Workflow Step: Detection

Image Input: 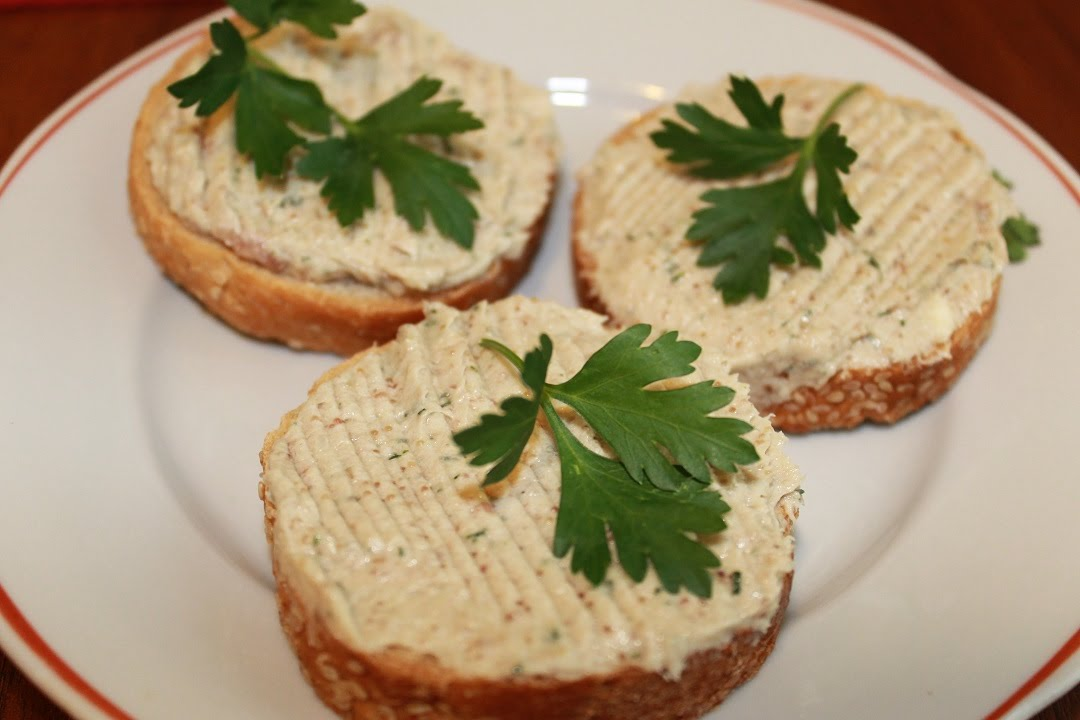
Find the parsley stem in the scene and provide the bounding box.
[812,83,865,137]
[479,339,525,372]
[332,109,361,135]
[246,44,286,75]
[796,83,864,177]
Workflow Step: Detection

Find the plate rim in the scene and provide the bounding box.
[0,1,1076,719]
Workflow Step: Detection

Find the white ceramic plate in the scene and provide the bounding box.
[1,1,1077,718]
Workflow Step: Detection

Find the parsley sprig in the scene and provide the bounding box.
[651,76,864,303]
[1001,215,1041,263]
[992,170,1042,263]
[453,325,759,598]
[167,0,484,248]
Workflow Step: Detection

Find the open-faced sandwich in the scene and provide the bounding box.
[259,297,802,719]
[130,5,557,355]
[574,75,1024,432]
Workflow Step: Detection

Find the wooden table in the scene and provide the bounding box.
[0,1,1076,718]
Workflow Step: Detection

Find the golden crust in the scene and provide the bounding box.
[129,38,550,357]
[571,102,1002,434]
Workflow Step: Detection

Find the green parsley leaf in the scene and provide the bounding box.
[452,337,551,486]
[453,325,756,597]
[545,403,730,598]
[228,0,366,38]
[651,77,801,179]
[294,137,373,223]
[728,75,785,131]
[547,324,758,490]
[226,0,273,31]
[379,138,481,248]
[652,76,863,303]
[298,76,483,247]
[690,179,807,303]
[236,67,331,177]
[167,18,331,177]
[167,19,248,117]
[812,123,860,233]
[1001,214,1041,262]
[361,75,485,136]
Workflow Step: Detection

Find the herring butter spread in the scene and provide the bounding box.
[260,297,801,680]
[575,77,1013,408]
[147,8,557,296]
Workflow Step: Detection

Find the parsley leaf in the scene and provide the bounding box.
[651,76,863,303]
[293,136,373,224]
[360,75,485,136]
[378,139,481,248]
[452,337,550,486]
[651,77,801,179]
[297,76,483,248]
[1001,214,1041,262]
[453,325,756,597]
[228,0,366,38]
[235,67,331,177]
[167,18,331,177]
[812,123,860,233]
[690,179,811,303]
[545,404,730,598]
[167,19,248,117]
[547,324,758,490]
[167,2,484,244]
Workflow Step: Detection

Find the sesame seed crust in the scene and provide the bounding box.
[762,282,997,432]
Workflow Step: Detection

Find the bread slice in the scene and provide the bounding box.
[129,8,557,355]
[573,76,1013,432]
[259,297,802,719]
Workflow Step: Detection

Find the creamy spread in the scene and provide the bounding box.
[261,297,802,680]
[575,77,1013,407]
[147,8,557,295]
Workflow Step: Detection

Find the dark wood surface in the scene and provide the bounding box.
[0,1,1076,719]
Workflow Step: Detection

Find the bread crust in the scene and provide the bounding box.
[571,98,1003,434]
[760,285,997,432]
[129,38,550,357]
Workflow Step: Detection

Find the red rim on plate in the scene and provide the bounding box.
[0,2,1076,718]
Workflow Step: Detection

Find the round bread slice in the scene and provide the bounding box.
[259,296,802,719]
[130,8,557,356]
[573,76,1013,432]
